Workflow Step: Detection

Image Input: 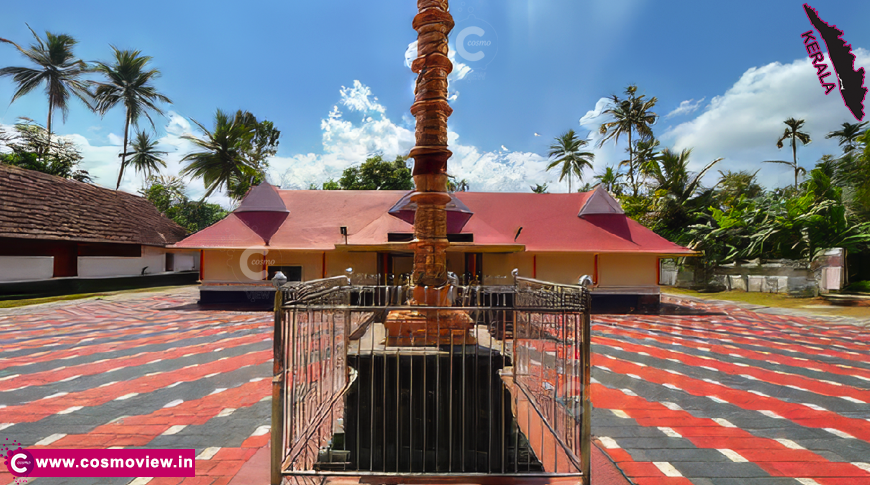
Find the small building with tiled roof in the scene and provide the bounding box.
[173,183,695,311]
[0,164,200,297]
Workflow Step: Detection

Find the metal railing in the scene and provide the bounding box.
[271,272,591,484]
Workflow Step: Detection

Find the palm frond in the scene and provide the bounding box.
[0,25,91,133]
[91,46,171,188]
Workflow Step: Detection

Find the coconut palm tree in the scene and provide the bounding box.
[448,176,470,192]
[647,147,723,234]
[826,121,868,154]
[647,148,723,205]
[547,129,595,193]
[530,183,549,193]
[764,117,811,190]
[180,109,259,199]
[598,85,658,197]
[715,170,763,208]
[122,131,167,179]
[91,47,171,189]
[593,166,623,195]
[632,138,661,185]
[0,25,91,158]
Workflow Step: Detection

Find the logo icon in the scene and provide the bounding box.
[3,439,33,483]
[452,15,499,70]
[803,3,866,120]
[235,247,273,281]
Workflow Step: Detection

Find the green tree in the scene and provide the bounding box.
[0,25,92,157]
[92,47,172,189]
[180,110,280,200]
[826,121,868,154]
[593,166,623,195]
[844,130,870,219]
[632,138,661,191]
[448,176,470,192]
[645,147,722,236]
[765,117,811,190]
[139,175,228,233]
[646,148,721,202]
[598,85,658,196]
[229,118,280,197]
[688,171,870,265]
[0,118,91,182]
[122,131,167,179]
[546,129,594,193]
[326,155,413,190]
[139,175,187,213]
[715,170,763,208]
[530,183,549,193]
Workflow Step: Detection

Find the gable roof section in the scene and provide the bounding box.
[0,164,188,245]
[174,188,694,255]
[578,185,624,215]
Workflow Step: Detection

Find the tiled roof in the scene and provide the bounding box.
[174,187,694,255]
[0,164,188,246]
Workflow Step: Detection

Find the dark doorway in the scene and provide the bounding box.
[464,253,483,285]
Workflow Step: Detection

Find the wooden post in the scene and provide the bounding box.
[271,287,285,485]
[581,288,592,485]
[409,0,454,303]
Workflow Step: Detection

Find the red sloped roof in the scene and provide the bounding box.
[454,192,690,253]
[173,189,694,254]
[176,190,406,250]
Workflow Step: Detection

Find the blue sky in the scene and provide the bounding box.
[1,1,869,206]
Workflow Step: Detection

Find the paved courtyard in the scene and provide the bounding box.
[0,288,868,484]
[592,296,870,485]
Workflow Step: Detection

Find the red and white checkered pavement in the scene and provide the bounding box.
[0,288,868,484]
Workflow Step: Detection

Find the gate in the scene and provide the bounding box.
[271,272,592,484]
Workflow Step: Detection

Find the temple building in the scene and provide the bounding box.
[0,165,199,298]
[173,183,695,311]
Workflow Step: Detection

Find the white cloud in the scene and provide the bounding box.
[272,80,563,192]
[661,49,870,189]
[579,97,611,128]
[107,133,123,146]
[447,131,552,192]
[665,98,705,118]
[337,82,386,114]
[578,97,611,148]
[16,80,610,202]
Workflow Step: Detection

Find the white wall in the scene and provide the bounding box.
[78,246,165,277]
[0,256,54,282]
[173,253,197,271]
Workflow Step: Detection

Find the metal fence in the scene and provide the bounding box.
[271,273,591,485]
